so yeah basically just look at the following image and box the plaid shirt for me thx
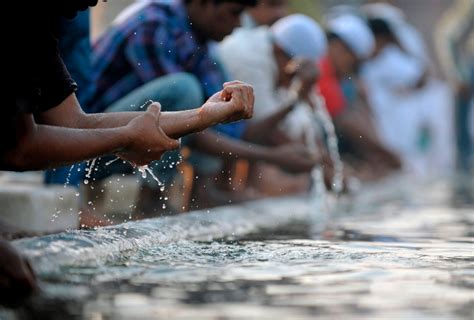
[82,0,227,114]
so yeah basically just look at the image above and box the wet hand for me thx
[286,58,319,100]
[201,81,254,124]
[118,103,180,166]
[0,240,37,307]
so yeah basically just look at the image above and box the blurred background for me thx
[91,0,466,80]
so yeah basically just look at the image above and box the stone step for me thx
[80,174,140,217]
[0,182,79,233]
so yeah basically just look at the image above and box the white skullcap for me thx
[326,14,375,59]
[271,14,327,61]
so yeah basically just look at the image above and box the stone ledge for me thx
[0,183,79,233]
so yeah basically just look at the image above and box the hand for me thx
[285,58,319,100]
[201,81,254,124]
[0,240,37,307]
[118,103,180,166]
[269,144,320,173]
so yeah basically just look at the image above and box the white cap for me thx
[271,14,327,61]
[326,14,375,59]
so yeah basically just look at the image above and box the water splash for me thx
[14,197,310,274]
[83,158,97,185]
[105,157,120,166]
[308,167,330,234]
[310,93,344,194]
[63,164,75,188]
[137,165,162,187]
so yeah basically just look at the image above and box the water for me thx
[137,165,164,191]
[310,93,344,194]
[3,177,474,319]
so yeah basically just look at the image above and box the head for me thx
[325,14,375,76]
[185,0,257,41]
[367,18,397,55]
[247,0,289,26]
[271,14,327,86]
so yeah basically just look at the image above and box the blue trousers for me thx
[46,72,214,186]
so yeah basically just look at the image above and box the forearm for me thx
[38,94,213,138]
[92,109,214,138]
[243,99,296,142]
[195,130,275,162]
[334,115,381,150]
[2,119,131,171]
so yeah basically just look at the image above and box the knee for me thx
[168,73,204,108]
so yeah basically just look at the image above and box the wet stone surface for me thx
[3,177,474,320]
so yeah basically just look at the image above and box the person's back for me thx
[83,1,212,112]
[84,0,254,113]
[219,27,278,119]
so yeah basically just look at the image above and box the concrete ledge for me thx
[0,183,79,233]
[80,174,140,216]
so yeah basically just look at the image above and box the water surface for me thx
[4,176,474,320]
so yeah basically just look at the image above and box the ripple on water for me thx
[6,178,474,320]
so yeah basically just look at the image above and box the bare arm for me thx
[2,105,179,171]
[195,130,319,173]
[2,114,131,171]
[37,82,254,139]
[243,97,297,143]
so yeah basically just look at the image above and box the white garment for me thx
[362,44,455,175]
[219,27,279,120]
[218,27,316,140]
[362,44,424,149]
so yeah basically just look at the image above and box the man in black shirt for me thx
[1,1,254,305]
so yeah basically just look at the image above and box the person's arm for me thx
[195,130,319,173]
[36,81,254,139]
[243,59,318,143]
[243,95,297,143]
[2,104,179,171]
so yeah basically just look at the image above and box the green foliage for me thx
[288,0,323,21]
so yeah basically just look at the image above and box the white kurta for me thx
[362,44,455,175]
[218,27,315,140]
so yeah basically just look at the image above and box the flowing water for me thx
[2,176,473,320]
[310,93,344,194]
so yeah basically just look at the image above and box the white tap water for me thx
[288,80,339,233]
[310,93,344,194]
[137,165,163,187]
[83,158,97,185]
[308,167,330,235]
[104,157,120,166]
[63,164,75,188]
